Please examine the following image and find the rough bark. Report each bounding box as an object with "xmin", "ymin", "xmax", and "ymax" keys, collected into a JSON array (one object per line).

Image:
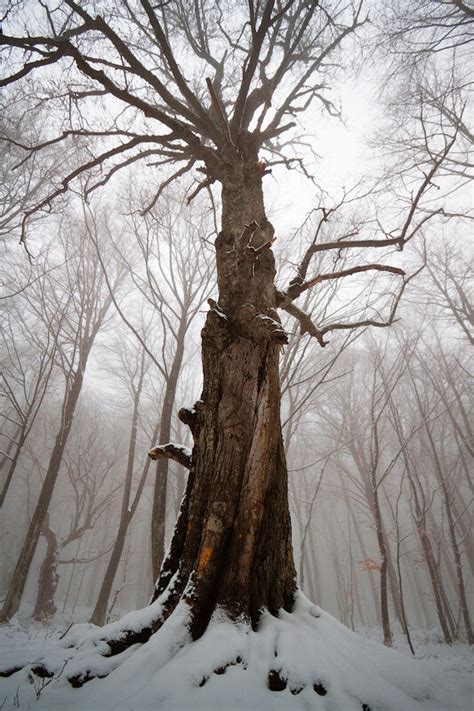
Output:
[
  {"xmin": 22, "ymin": 168, "xmax": 298, "ymax": 686},
  {"xmin": 151, "ymin": 169, "xmax": 297, "ymax": 637}
]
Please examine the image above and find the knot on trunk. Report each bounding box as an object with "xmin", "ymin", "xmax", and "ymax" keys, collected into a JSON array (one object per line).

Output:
[
  {"xmin": 235, "ymin": 304, "xmax": 288, "ymax": 345},
  {"xmin": 203, "ymin": 301, "xmax": 233, "ymax": 351},
  {"xmin": 178, "ymin": 404, "xmax": 203, "ymax": 438},
  {"xmin": 205, "ymin": 299, "xmax": 287, "ymax": 345}
]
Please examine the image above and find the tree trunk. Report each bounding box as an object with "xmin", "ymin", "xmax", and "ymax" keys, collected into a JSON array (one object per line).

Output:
[
  {"xmin": 424, "ymin": 427, "xmax": 473, "ymax": 644},
  {"xmin": 90, "ymin": 517, "xmax": 131, "ymax": 626},
  {"xmin": 407, "ymin": 469, "xmax": 454, "ymax": 644},
  {"xmin": 91, "ymin": 351, "xmax": 145, "ymax": 626},
  {"xmin": 370, "ymin": 468, "xmax": 393, "ymax": 646},
  {"xmin": 33, "ymin": 516, "xmax": 59, "ymax": 621},
  {"xmin": 450, "ymin": 496, "xmax": 474, "ymax": 576},
  {"xmin": 298, "ymin": 466, "xmax": 325, "ymax": 590},
  {"xmin": 0, "ymin": 432, "xmax": 25, "ymax": 508},
  {"xmin": 302, "ymin": 523, "xmax": 320, "ymax": 602},
  {"xmin": 0, "ymin": 424, "xmax": 21, "ymax": 474},
  {"xmin": 151, "ymin": 315, "xmax": 188, "ymax": 579},
  {"xmin": 0, "ymin": 356, "xmax": 87, "ymax": 622},
  {"xmin": 348, "ymin": 504, "xmax": 380, "ymax": 623},
  {"xmin": 151, "ymin": 171, "xmax": 297, "ymax": 637},
  {"xmin": 62, "ymin": 539, "xmax": 82, "ymax": 614}
]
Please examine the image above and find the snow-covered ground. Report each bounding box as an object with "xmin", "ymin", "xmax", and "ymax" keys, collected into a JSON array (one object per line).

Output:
[{"xmin": 0, "ymin": 595, "xmax": 472, "ymax": 711}]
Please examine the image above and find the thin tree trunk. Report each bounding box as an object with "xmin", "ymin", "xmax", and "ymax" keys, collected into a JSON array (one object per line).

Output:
[
  {"xmin": 409, "ymin": 565, "xmax": 431, "ymax": 630},
  {"xmin": 349, "ymin": 506, "xmax": 380, "ymax": 623},
  {"xmin": 368, "ymin": 403, "xmax": 393, "ymax": 647},
  {"xmin": 0, "ymin": 433, "xmax": 25, "ymax": 508},
  {"xmin": 151, "ymin": 318, "xmax": 187, "ymax": 580},
  {"xmin": 408, "ymin": 473, "xmax": 454, "ymax": 644},
  {"xmin": 383, "ymin": 485, "xmax": 414, "ymax": 651},
  {"xmin": 423, "ymin": 427, "xmax": 473, "ymax": 644},
  {"xmin": 385, "ymin": 543, "xmax": 405, "ymax": 628},
  {"xmin": 1, "ymin": 343, "xmax": 57, "ymax": 507},
  {"xmin": 371, "ymin": 479, "xmax": 393, "ymax": 646},
  {"xmin": 90, "ymin": 518, "xmax": 131, "ymax": 626},
  {"xmin": 0, "ymin": 424, "xmax": 21, "ymax": 473},
  {"xmin": 338, "ymin": 463, "xmax": 380, "ymax": 626},
  {"xmin": 0, "ymin": 360, "xmax": 87, "ymax": 622},
  {"xmin": 72, "ymin": 560, "xmax": 88, "ymax": 617},
  {"xmin": 298, "ymin": 465, "xmax": 326, "ymax": 590},
  {"xmin": 348, "ymin": 442, "xmax": 401, "ymax": 636},
  {"xmin": 90, "ymin": 352, "xmax": 145, "ymax": 627},
  {"xmin": 449, "ymin": 496, "xmax": 474, "ymax": 576},
  {"xmin": 306, "ymin": 522, "xmax": 322, "ymax": 604},
  {"xmin": 393, "ymin": 485, "xmax": 415, "ymax": 654},
  {"xmin": 388, "ymin": 398, "xmax": 455, "ymax": 643},
  {"xmin": 33, "ymin": 516, "xmax": 59, "ymax": 621},
  {"xmin": 62, "ymin": 539, "xmax": 82, "ymax": 614}
]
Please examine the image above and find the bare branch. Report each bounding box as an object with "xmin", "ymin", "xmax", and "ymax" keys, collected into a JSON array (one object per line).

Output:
[
  {"xmin": 280, "ymin": 264, "xmax": 405, "ymax": 304},
  {"xmin": 280, "ymin": 301, "xmax": 326, "ymax": 347}
]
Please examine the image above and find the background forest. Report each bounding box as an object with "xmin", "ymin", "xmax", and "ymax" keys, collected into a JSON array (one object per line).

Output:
[
  {"xmin": 0, "ymin": 0, "xmax": 472, "ymax": 691},
  {"xmin": 1, "ymin": 151, "xmax": 472, "ymax": 648}
]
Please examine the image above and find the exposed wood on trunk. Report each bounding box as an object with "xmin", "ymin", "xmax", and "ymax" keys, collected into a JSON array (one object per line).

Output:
[{"xmin": 149, "ymin": 170, "xmax": 297, "ymax": 637}]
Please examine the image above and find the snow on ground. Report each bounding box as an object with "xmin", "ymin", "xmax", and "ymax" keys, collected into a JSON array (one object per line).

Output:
[{"xmin": 0, "ymin": 594, "xmax": 472, "ymax": 711}]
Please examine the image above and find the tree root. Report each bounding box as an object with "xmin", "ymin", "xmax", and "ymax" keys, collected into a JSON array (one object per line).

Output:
[{"xmin": 0, "ymin": 664, "xmax": 23, "ymax": 678}]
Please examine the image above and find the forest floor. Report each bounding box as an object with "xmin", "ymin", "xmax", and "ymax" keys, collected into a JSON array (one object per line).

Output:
[{"xmin": 0, "ymin": 596, "xmax": 472, "ymax": 710}]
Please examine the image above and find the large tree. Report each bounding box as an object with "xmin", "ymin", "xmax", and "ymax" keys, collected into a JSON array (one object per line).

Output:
[{"xmin": 0, "ymin": 0, "xmax": 455, "ymax": 687}]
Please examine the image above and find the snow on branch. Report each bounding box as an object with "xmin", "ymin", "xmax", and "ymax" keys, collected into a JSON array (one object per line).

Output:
[{"xmin": 148, "ymin": 443, "xmax": 192, "ymax": 469}]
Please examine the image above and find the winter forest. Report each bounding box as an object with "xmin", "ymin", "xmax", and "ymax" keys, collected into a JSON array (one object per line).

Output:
[{"xmin": 0, "ymin": 1, "xmax": 472, "ymax": 709}]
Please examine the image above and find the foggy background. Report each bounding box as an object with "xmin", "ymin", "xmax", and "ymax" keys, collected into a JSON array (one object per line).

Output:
[{"xmin": 0, "ymin": 0, "xmax": 472, "ymax": 650}]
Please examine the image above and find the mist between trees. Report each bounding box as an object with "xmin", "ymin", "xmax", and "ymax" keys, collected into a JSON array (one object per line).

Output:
[
  {"xmin": 1, "ymin": 187, "xmax": 471, "ymax": 645},
  {"xmin": 0, "ymin": 1, "xmax": 472, "ymax": 704}
]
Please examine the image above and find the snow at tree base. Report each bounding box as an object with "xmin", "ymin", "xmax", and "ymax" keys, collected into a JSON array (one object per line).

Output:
[{"xmin": 0, "ymin": 593, "xmax": 472, "ymax": 710}]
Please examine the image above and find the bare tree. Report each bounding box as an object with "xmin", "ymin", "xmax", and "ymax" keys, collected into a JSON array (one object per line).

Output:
[
  {"xmin": 32, "ymin": 430, "xmax": 119, "ymax": 621},
  {"xmin": 377, "ymin": 0, "xmax": 473, "ymax": 210},
  {"xmin": 408, "ymin": 363, "xmax": 473, "ymax": 644},
  {"xmin": 0, "ymin": 0, "xmax": 458, "ymax": 685},
  {"xmin": 386, "ymin": 382, "xmax": 457, "ymax": 644},
  {"xmin": 422, "ymin": 240, "xmax": 473, "ymax": 345},
  {"xmin": 0, "ymin": 270, "xmax": 62, "ymax": 507},
  {"xmin": 93, "ymin": 192, "xmax": 214, "ymax": 579},
  {"xmin": 90, "ymin": 343, "xmax": 151, "ymax": 626},
  {"xmin": 1, "ymin": 221, "xmax": 124, "ymax": 621}
]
